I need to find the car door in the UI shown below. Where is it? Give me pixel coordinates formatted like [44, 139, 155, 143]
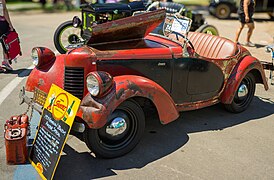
[97, 58, 173, 93]
[171, 57, 224, 104]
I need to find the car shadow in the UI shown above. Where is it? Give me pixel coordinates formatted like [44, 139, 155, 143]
[54, 116, 190, 179]
[180, 96, 274, 134]
[210, 15, 274, 22]
[255, 43, 268, 49]
[54, 96, 273, 179]
[3, 68, 32, 77]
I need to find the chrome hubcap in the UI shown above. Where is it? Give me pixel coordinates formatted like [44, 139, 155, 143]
[106, 117, 127, 137]
[238, 84, 248, 100]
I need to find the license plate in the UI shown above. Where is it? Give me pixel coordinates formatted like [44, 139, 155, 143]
[33, 88, 47, 106]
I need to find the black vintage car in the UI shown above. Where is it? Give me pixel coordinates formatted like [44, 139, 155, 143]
[209, 0, 274, 19]
[54, 1, 219, 54]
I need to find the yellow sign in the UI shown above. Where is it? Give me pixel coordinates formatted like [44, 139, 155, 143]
[30, 84, 81, 180]
[44, 84, 79, 126]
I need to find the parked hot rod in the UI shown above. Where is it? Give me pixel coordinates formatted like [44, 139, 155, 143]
[54, 1, 218, 54]
[20, 10, 272, 159]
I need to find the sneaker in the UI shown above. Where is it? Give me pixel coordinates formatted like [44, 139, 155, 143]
[244, 42, 255, 47]
[2, 61, 13, 71]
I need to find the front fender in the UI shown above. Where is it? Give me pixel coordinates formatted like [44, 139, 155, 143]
[221, 55, 268, 104]
[78, 75, 179, 129]
[25, 55, 65, 93]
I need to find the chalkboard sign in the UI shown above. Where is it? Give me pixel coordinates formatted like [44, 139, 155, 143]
[29, 84, 80, 180]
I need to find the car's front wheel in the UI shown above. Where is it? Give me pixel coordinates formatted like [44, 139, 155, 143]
[84, 100, 145, 158]
[224, 73, 256, 113]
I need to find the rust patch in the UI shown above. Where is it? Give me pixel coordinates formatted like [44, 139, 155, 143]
[79, 94, 105, 125]
[37, 78, 45, 87]
[127, 81, 143, 94]
[116, 88, 125, 100]
[148, 93, 154, 101]
[176, 97, 219, 111]
[87, 9, 165, 44]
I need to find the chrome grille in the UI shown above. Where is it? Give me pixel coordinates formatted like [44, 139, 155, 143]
[64, 67, 84, 99]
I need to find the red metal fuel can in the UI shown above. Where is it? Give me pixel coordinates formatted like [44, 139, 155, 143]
[4, 114, 29, 165]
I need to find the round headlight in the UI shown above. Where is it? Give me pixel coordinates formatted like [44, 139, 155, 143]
[30, 47, 56, 69]
[31, 48, 39, 66]
[87, 74, 100, 96]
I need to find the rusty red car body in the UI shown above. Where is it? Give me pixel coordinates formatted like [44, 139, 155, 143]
[22, 10, 269, 158]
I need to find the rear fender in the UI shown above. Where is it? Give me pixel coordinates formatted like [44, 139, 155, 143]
[221, 55, 268, 104]
[78, 75, 179, 129]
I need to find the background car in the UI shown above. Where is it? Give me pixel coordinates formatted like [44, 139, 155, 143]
[173, 0, 208, 6]
[209, 0, 274, 19]
[54, 1, 219, 54]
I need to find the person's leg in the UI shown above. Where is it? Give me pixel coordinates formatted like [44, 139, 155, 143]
[1, 37, 13, 71]
[2, 53, 13, 71]
[235, 14, 245, 43]
[0, 44, 5, 72]
[0, 20, 12, 71]
[1, 39, 13, 71]
[235, 23, 245, 43]
[246, 22, 255, 43]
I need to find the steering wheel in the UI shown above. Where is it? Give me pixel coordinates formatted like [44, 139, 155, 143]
[170, 31, 195, 51]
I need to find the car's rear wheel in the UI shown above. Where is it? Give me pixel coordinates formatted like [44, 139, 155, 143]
[83, 100, 145, 158]
[224, 73, 255, 113]
[195, 24, 219, 36]
[215, 3, 231, 19]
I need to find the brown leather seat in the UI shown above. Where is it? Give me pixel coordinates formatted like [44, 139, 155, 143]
[169, 32, 238, 59]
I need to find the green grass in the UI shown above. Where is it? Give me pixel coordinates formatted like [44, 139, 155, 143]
[173, 0, 209, 6]
[7, 2, 41, 11]
[7, 1, 79, 12]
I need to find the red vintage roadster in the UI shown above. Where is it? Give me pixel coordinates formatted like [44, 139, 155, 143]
[20, 10, 270, 158]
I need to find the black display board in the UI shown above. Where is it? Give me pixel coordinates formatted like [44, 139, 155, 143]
[29, 109, 70, 180]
